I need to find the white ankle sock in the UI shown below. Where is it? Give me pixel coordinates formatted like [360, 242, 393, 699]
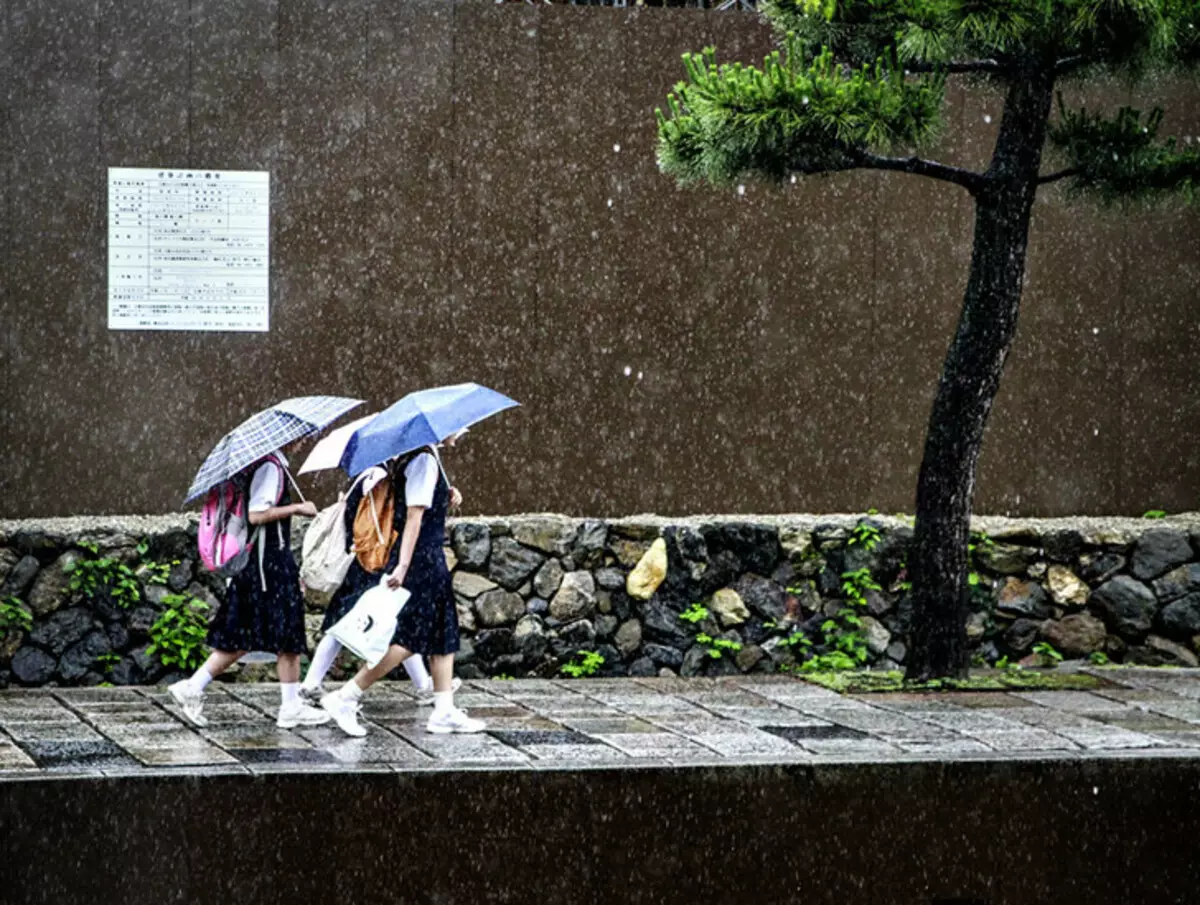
[303, 635, 341, 689]
[432, 691, 454, 715]
[188, 667, 213, 694]
[403, 656, 432, 692]
[343, 681, 364, 701]
[281, 683, 299, 706]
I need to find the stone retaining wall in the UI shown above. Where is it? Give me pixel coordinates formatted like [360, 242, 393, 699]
[1, 513, 1199, 687]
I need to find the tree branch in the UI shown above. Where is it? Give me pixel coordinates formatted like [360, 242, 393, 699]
[857, 153, 987, 193]
[1037, 168, 1079, 185]
[1055, 55, 1093, 74]
[906, 59, 1008, 75]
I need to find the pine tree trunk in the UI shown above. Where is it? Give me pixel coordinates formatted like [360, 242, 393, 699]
[905, 64, 1057, 681]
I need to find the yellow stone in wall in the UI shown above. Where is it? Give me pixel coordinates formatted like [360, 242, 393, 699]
[627, 538, 668, 600]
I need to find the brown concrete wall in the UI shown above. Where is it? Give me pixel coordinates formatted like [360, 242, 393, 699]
[1, 0, 1197, 519]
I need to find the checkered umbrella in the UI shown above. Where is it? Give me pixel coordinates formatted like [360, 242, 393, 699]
[184, 396, 363, 503]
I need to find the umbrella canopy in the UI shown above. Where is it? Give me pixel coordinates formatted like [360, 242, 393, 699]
[185, 395, 363, 503]
[297, 413, 377, 475]
[340, 383, 519, 476]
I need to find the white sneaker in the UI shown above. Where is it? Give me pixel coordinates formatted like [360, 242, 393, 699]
[168, 680, 208, 728]
[426, 706, 486, 734]
[321, 690, 367, 737]
[277, 700, 333, 729]
[415, 677, 462, 706]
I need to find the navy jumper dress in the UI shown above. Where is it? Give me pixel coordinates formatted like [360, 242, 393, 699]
[321, 450, 459, 656]
[207, 466, 308, 655]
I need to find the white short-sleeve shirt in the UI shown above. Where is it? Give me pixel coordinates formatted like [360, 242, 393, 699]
[403, 452, 439, 508]
[247, 453, 288, 512]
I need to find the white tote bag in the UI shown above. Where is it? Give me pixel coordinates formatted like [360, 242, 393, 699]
[327, 579, 410, 669]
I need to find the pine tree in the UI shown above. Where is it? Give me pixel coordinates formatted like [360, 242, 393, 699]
[655, 0, 1200, 679]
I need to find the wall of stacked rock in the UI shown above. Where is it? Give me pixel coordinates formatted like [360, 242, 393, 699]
[1, 513, 1198, 687]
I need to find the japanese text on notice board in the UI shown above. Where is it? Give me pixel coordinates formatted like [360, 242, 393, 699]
[108, 167, 270, 331]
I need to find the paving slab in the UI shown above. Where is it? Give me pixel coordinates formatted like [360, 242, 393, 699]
[1, 675, 1199, 779]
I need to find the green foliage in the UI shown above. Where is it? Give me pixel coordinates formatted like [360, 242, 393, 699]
[695, 632, 744, 659]
[1089, 650, 1111, 665]
[840, 567, 882, 606]
[95, 652, 121, 673]
[849, 520, 882, 551]
[656, 41, 946, 185]
[0, 597, 32, 634]
[1032, 641, 1065, 665]
[679, 602, 710, 624]
[147, 594, 210, 672]
[1049, 102, 1200, 204]
[69, 554, 143, 609]
[560, 650, 605, 678]
[1142, 509, 1168, 519]
[493, 673, 515, 681]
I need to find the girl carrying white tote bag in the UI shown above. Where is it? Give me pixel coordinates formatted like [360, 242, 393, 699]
[327, 579, 410, 669]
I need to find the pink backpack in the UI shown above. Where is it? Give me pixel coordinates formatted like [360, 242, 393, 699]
[198, 455, 285, 579]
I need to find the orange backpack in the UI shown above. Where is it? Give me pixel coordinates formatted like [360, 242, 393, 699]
[352, 477, 397, 573]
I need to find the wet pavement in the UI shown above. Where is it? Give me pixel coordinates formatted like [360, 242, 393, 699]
[4, 669, 1200, 778]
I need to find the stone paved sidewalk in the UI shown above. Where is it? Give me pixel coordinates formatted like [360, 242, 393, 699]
[4, 669, 1200, 778]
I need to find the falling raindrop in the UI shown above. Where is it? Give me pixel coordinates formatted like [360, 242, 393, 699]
[736, 184, 746, 196]
[801, 96, 810, 105]
[1112, 152, 1119, 161]
[591, 230, 599, 240]
[637, 371, 643, 380]
[789, 175, 797, 184]
[613, 143, 621, 153]
[606, 198, 613, 208]
[1092, 327, 1100, 335]
[983, 114, 992, 124]
[1093, 428, 1100, 436]
[1093, 786, 1100, 795]
[623, 366, 632, 377]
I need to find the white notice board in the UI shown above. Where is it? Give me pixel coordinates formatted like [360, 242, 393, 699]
[107, 167, 270, 331]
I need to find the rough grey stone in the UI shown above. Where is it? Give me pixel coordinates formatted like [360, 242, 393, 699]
[533, 559, 564, 600]
[628, 656, 657, 677]
[732, 574, 788, 622]
[559, 619, 596, 647]
[1040, 613, 1107, 658]
[11, 647, 56, 685]
[511, 516, 578, 555]
[595, 614, 618, 641]
[885, 640, 907, 663]
[644, 642, 684, 670]
[1158, 593, 1200, 638]
[128, 605, 158, 635]
[642, 603, 690, 647]
[699, 522, 780, 575]
[474, 628, 516, 662]
[1091, 575, 1157, 638]
[860, 616, 891, 656]
[106, 622, 130, 651]
[1153, 564, 1200, 604]
[167, 558, 193, 593]
[735, 644, 765, 672]
[27, 551, 82, 617]
[475, 589, 526, 627]
[594, 567, 625, 591]
[681, 644, 711, 677]
[60, 631, 113, 682]
[513, 615, 547, 662]
[614, 619, 642, 657]
[1004, 618, 1041, 653]
[571, 520, 608, 569]
[527, 598, 549, 617]
[1130, 528, 1193, 581]
[487, 538, 545, 591]
[977, 543, 1037, 575]
[1078, 552, 1126, 586]
[0, 554, 40, 599]
[549, 571, 596, 622]
[452, 523, 491, 569]
[996, 579, 1053, 619]
[29, 607, 95, 656]
[1145, 634, 1200, 667]
[452, 571, 497, 599]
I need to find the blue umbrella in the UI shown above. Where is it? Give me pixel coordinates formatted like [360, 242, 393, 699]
[340, 383, 519, 476]
[185, 395, 363, 503]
